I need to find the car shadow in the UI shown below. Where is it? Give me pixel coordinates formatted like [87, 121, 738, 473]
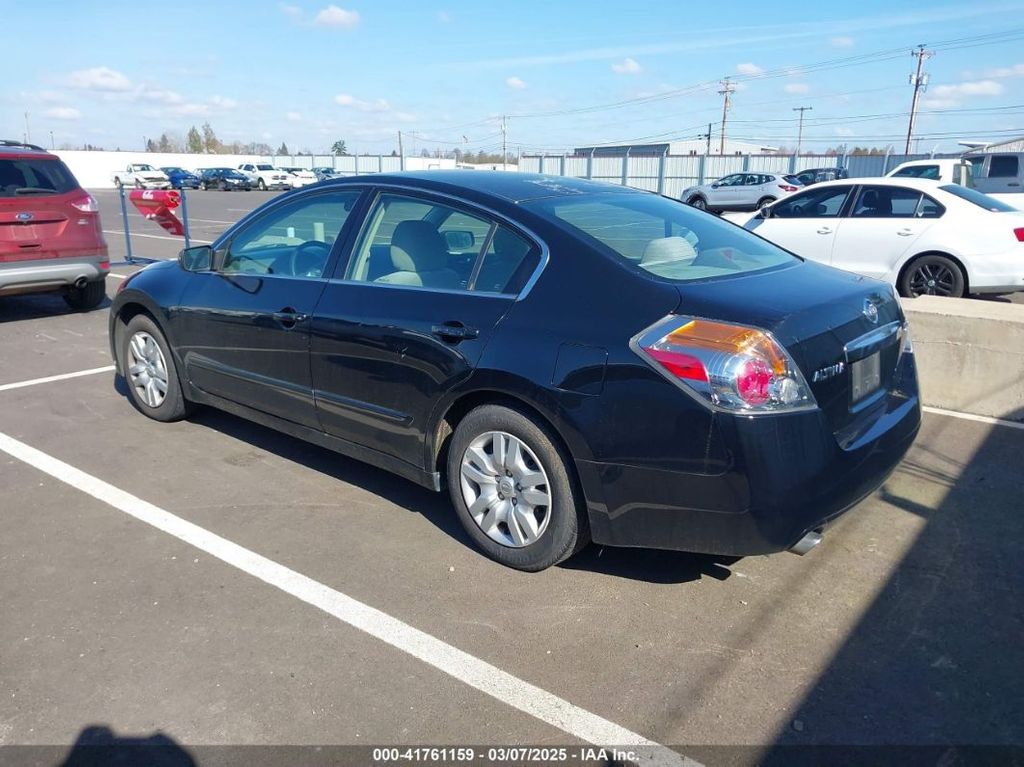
[145, 393, 740, 585]
[0, 291, 111, 323]
[59, 725, 196, 766]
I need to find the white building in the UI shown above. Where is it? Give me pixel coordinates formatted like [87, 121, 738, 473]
[573, 139, 779, 157]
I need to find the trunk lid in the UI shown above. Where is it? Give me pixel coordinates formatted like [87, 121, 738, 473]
[674, 260, 904, 440]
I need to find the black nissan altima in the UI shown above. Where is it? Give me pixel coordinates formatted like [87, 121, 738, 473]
[109, 172, 920, 571]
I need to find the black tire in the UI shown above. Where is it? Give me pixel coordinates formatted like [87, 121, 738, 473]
[63, 280, 106, 311]
[899, 254, 966, 298]
[219, 181, 227, 191]
[134, 179, 143, 189]
[201, 181, 208, 191]
[113, 177, 122, 189]
[257, 179, 266, 191]
[756, 196, 776, 210]
[446, 404, 588, 571]
[688, 195, 707, 210]
[120, 314, 191, 422]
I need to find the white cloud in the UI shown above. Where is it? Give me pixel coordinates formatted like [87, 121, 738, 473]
[173, 103, 210, 116]
[506, 76, 527, 90]
[611, 57, 642, 74]
[830, 36, 855, 48]
[736, 62, 764, 76]
[314, 4, 359, 27]
[279, 2, 302, 17]
[436, 10, 451, 23]
[45, 106, 81, 121]
[286, 111, 302, 121]
[923, 79, 1004, 107]
[334, 93, 391, 112]
[984, 63, 1024, 78]
[208, 95, 238, 109]
[67, 66, 132, 92]
[261, 132, 273, 139]
[784, 82, 810, 94]
[142, 88, 183, 104]
[334, 93, 355, 106]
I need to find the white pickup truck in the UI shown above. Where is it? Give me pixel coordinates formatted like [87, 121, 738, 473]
[237, 163, 292, 191]
[110, 163, 171, 189]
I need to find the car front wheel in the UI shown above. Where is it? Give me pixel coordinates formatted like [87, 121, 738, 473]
[688, 196, 707, 210]
[257, 179, 266, 190]
[120, 314, 191, 422]
[447, 404, 588, 571]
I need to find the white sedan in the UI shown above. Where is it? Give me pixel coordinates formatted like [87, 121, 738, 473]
[744, 177, 1024, 297]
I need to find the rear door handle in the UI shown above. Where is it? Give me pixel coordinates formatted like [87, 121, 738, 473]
[432, 322, 479, 342]
[816, 227, 833, 234]
[1008, 182, 1021, 187]
[272, 308, 308, 328]
[896, 228, 914, 236]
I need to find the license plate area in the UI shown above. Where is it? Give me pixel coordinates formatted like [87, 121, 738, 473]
[850, 352, 881, 403]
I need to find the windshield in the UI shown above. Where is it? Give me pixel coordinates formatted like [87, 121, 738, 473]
[0, 157, 79, 197]
[226, 171, 246, 179]
[133, 164, 155, 171]
[162, 167, 183, 174]
[939, 184, 1019, 212]
[526, 193, 796, 282]
[257, 164, 274, 170]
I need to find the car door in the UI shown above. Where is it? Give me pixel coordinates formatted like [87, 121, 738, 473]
[173, 188, 365, 428]
[310, 189, 541, 468]
[829, 184, 943, 280]
[705, 174, 740, 208]
[981, 154, 1022, 194]
[747, 184, 854, 264]
[735, 174, 763, 208]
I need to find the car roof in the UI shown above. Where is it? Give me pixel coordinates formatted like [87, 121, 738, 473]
[806, 176, 946, 191]
[0, 144, 56, 161]
[890, 159, 963, 167]
[321, 171, 643, 203]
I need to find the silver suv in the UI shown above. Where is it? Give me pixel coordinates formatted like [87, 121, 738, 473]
[681, 172, 802, 213]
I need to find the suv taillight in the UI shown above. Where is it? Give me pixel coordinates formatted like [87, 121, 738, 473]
[70, 194, 99, 213]
[633, 316, 816, 413]
[778, 184, 799, 192]
[1014, 228, 1024, 242]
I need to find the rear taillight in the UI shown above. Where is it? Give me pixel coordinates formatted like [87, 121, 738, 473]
[778, 184, 799, 192]
[1014, 228, 1024, 242]
[633, 316, 816, 413]
[70, 194, 98, 213]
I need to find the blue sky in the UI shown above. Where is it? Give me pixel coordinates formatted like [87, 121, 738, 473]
[4, 0, 1024, 155]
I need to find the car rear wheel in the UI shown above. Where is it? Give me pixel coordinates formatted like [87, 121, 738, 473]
[447, 404, 588, 571]
[121, 315, 191, 422]
[201, 181, 208, 191]
[756, 196, 776, 210]
[64, 280, 106, 311]
[688, 196, 707, 210]
[899, 254, 966, 298]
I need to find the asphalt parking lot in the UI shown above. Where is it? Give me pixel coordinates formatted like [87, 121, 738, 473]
[1, 189, 1022, 764]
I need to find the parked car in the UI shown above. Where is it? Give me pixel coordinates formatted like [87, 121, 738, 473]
[160, 167, 201, 190]
[111, 163, 171, 190]
[198, 168, 252, 191]
[681, 172, 802, 212]
[109, 171, 920, 570]
[281, 167, 318, 187]
[965, 152, 1024, 203]
[237, 163, 292, 191]
[886, 159, 974, 186]
[746, 177, 1024, 297]
[312, 166, 340, 181]
[1, 140, 109, 310]
[792, 167, 849, 186]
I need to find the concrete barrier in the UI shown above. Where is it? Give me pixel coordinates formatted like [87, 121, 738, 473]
[902, 296, 1024, 420]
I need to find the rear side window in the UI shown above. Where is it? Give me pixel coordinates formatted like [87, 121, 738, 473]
[527, 193, 795, 282]
[0, 157, 79, 198]
[852, 186, 926, 218]
[939, 184, 1018, 211]
[989, 155, 1020, 178]
[771, 186, 852, 218]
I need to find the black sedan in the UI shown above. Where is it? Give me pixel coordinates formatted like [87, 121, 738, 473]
[108, 172, 920, 571]
[198, 168, 251, 191]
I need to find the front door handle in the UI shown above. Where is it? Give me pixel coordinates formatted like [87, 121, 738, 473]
[272, 308, 308, 328]
[896, 228, 914, 236]
[816, 227, 833, 234]
[432, 322, 479, 342]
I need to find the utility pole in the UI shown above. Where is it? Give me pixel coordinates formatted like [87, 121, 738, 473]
[706, 122, 712, 155]
[905, 45, 933, 154]
[397, 130, 404, 170]
[718, 78, 735, 155]
[49, 130, 54, 149]
[501, 115, 508, 171]
[24, 112, 30, 144]
[793, 106, 812, 156]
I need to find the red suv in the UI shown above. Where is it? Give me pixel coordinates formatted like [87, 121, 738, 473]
[0, 141, 109, 310]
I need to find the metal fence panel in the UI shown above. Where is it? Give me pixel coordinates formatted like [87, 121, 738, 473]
[381, 156, 402, 173]
[564, 156, 588, 177]
[591, 156, 623, 181]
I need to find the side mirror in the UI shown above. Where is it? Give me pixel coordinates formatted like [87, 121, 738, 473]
[711, 183, 720, 189]
[179, 245, 213, 272]
[444, 230, 475, 250]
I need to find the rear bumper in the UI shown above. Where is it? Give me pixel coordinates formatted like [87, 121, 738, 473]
[581, 362, 921, 556]
[0, 257, 109, 295]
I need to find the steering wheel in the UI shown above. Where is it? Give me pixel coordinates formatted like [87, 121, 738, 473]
[288, 241, 331, 278]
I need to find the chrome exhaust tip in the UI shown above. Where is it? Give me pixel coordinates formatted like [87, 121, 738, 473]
[789, 530, 822, 556]
[73, 277, 88, 289]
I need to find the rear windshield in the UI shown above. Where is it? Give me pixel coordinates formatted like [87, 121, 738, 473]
[525, 193, 796, 282]
[0, 157, 79, 198]
[939, 184, 1018, 212]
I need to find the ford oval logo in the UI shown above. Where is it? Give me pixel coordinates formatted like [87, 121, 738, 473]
[16, 212, 33, 222]
[863, 299, 879, 324]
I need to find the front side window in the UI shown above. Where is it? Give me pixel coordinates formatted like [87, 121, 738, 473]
[770, 186, 852, 218]
[892, 165, 939, 180]
[526, 193, 795, 283]
[223, 191, 362, 278]
[715, 174, 742, 187]
[989, 155, 1020, 178]
[852, 186, 925, 218]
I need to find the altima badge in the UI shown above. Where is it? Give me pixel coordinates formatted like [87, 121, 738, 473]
[863, 299, 879, 324]
[812, 361, 846, 383]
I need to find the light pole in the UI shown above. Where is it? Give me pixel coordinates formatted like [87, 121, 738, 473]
[793, 106, 812, 157]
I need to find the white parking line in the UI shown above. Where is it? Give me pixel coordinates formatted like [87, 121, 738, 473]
[0, 366, 115, 393]
[0, 430, 693, 767]
[923, 406, 1024, 431]
[107, 273, 128, 280]
[102, 230, 212, 244]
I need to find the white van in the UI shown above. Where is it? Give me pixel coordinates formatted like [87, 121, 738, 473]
[886, 159, 974, 186]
